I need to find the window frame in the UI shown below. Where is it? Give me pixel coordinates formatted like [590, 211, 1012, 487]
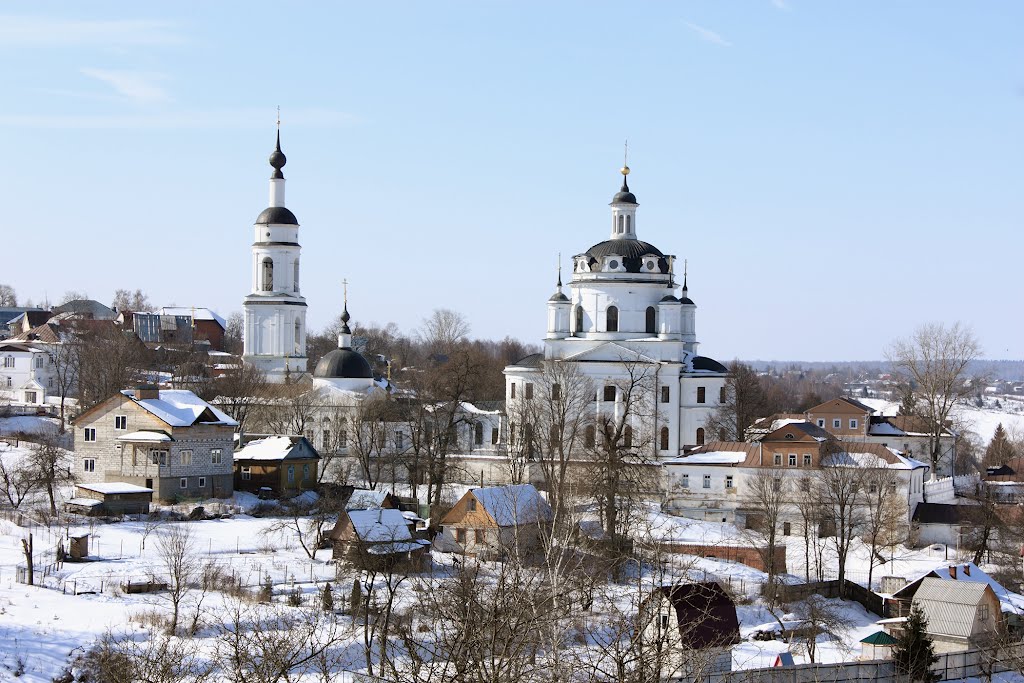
[198, 476, 206, 488]
[773, 453, 782, 466]
[114, 415, 127, 430]
[210, 448, 223, 465]
[241, 466, 252, 480]
[84, 428, 97, 442]
[789, 453, 797, 467]
[83, 458, 96, 473]
[697, 386, 706, 404]
[702, 474, 711, 489]
[180, 449, 193, 466]
[661, 386, 670, 403]
[179, 477, 188, 489]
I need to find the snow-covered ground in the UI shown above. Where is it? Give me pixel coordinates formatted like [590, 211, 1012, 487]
[861, 397, 1024, 443]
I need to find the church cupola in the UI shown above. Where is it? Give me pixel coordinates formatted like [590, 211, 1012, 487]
[679, 261, 698, 353]
[547, 258, 571, 339]
[609, 163, 638, 240]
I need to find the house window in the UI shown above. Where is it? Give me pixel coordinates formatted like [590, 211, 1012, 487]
[151, 450, 168, 466]
[696, 428, 705, 446]
[832, 419, 841, 429]
[773, 453, 782, 466]
[661, 386, 670, 403]
[48, 378, 54, 388]
[606, 306, 618, 332]
[287, 465, 295, 484]
[525, 382, 534, 399]
[623, 425, 633, 448]
[817, 419, 825, 428]
[697, 387, 706, 404]
[645, 307, 656, 334]
[869, 483, 877, 494]
[789, 454, 797, 466]
[660, 427, 669, 451]
[114, 415, 127, 430]
[241, 466, 251, 480]
[681, 474, 689, 488]
[585, 426, 596, 448]
[850, 419, 858, 429]
[660, 614, 670, 631]
[302, 464, 310, 481]
[322, 429, 331, 449]
[475, 423, 484, 445]
[475, 529, 484, 544]
[179, 478, 188, 489]
[198, 477, 206, 488]
[703, 475, 711, 489]
[468, 497, 477, 512]
[551, 382, 561, 400]
[339, 431, 348, 448]
[83, 458, 95, 472]
[211, 448, 222, 465]
[979, 604, 989, 621]
[725, 475, 734, 489]
[180, 450, 193, 466]
[491, 427, 499, 445]
[2, 356, 13, 368]
[84, 428, 97, 442]
[456, 528, 467, 544]
[783, 522, 792, 536]
[34, 355, 43, 369]
[510, 383, 516, 399]
[803, 454, 812, 466]
[395, 431, 404, 450]
[603, 385, 616, 402]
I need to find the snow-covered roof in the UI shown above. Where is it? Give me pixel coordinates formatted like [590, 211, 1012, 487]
[348, 508, 413, 543]
[116, 430, 172, 443]
[347, 489, 390, 510]
[78, 482, 153, 495]
[158, 307, 227, 328]
[459, 401, 501, 415]
[65, 497, 103, 507]
[471, 484, 553, 526]
[120, 389, 238, 427]
[897, 562, 1024, 614]
[914, 577, 993, 638]
[666, 451, 749, 465]
[821, 445, 928, 470]
[234, 435, 314, 461]
[366, 540, 428, 555]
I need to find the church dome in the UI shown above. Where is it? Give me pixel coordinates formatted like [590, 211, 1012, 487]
[313, 348, 373, 379]
[584, 239, 668, 274]
[255, 206, 299, 225]
[611, 189, 637, 204]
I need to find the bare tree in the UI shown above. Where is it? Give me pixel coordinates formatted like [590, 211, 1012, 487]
[59, 290, 90, 304]
[418, 308, 470, 355]
[76, 324, 148, 410]
[886, 322, 983, 477]
[860, 466, 905, 589]
[0, 451, 37, 509]
[264, 488, 345, 560]
[792, 594, 851, 663]
[156, 524, 200, 635]
[45, 330, 80, 431]
[27, 428, 74, 515]
[111, 288, 154, 312]
[741, 469, 787, 590]
[222, 311, 244, 355]
[73, 629, 215, 683]
[703, 361, 774, 441]
[208, 363, 268, 434]
[348, 394, 397, 490]
[0, 284, 16, 307]
[793, 473, 825, 582]
[815, 451, 866, 596]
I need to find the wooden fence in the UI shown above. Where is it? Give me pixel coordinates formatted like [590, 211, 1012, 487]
[765, 579, 884, 617]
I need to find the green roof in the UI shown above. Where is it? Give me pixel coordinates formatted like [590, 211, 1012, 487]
[860, 631, 898, 646]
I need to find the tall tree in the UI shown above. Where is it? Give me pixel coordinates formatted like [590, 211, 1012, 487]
[76, 324, 148, 409]
[886, 322, 982, 477]
[703, 361, 772, 440]
[28, 429, 75, 515]
[892, 603, 939, 683]
[418, 308, 470, 356]
[111, 288, 153, 312]
[222, 311, 244, 355]
[741, 469, 787, 589]
[815, 444, 866, 596]
[0, 284, 16, 306]
[984, 423, 1017, 467]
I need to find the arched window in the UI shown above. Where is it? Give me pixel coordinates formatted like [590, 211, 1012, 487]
[293, 260, 300, 293]
[660, 426, 669, 451]
[574, 305, 584, 334]
[585, 425, 596, 449]
[606, 305, 618, 332]
[626, 214, 631, 232]
[646, 306, 656, 334]
[294, 319, 301, 354]
[474, 422, 484, 446]
[623, 424, 633, 448]
[696, 427, 705, 446]
[618, 215, 624, 233]
[261, 257, 274, 291]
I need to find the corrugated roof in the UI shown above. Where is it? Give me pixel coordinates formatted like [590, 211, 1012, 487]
[914, 577, 991, 639]
[472, 484, 553, 526]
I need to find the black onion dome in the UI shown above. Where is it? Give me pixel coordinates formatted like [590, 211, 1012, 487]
[660, 295, 679, 303]
[679, 297, 695, 305]
[549, 292, 569, 302]
[611, 178, 637, 204]
[692, 356, 729, 373]
[255, 206, 299, 225]
[269, 130, 287, 179]
[314, 348, 373, 379]
[584, 239, 668, 274]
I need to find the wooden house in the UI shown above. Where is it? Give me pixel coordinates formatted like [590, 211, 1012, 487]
[897, 577, 1004, 652]
[436, 484, 553, 559]
[641, 581, 740, 678]
[326, 508, 429, 570]
[233, 435, 319, 497]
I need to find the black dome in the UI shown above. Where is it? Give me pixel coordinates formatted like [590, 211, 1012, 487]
[255, 206, 299, 225]
[549, 292, 569, 302]
[583, 239, 668, 274]
[660, 295, 679, 303]
[692, 356, 729, 373]
[611, 190, 637, 204]
[679, 296, 695, 305]
[314, 348, 373, 379]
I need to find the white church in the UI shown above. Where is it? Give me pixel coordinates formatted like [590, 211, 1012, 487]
[504, 165, 729, 458]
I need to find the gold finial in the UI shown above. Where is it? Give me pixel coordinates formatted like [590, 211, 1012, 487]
[621, 139, 630, 175]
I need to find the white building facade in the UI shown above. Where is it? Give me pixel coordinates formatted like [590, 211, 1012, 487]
[504, 166, 729, 459]
[243, 130, 308, 382]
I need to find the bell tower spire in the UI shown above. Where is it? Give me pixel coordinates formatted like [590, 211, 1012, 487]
[609, 142, 638, 240]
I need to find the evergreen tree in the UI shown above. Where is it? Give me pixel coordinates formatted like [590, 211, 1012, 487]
[984, 423, 1017, 467]
[893, 603, 939, 683]
[259, 574, 273, 603]
[321, 582, 335, 612]
[350, 578, 363, 617]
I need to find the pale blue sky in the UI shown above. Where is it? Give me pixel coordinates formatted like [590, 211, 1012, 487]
[2, 3, 1021, 361]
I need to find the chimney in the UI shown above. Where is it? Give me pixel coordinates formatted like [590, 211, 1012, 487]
[949, 565, 957, 579]
[133, 384, 160, 400]
[963, 564, 971, 576]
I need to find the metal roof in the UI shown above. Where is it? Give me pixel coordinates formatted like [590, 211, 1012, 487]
[913, 577, 992, 639]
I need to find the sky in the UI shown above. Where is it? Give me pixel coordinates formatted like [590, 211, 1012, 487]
[1, 2, 1022, 362]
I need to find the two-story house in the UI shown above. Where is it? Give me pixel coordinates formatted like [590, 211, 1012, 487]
[73, 386, 237, 502]
[0, 339, 60, 405]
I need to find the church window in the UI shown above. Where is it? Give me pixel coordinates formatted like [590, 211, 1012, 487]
[585, 425, 596, 448]
[551, 383, 561, 400]
[661, 386, 670, 403]
[623, 424, 633, 448]
[261, 257, 274, 291]
[525, 382, 534, 399]
[697, 386, 706, 403]
[574, 306, 584, 334]
[491, 427, 499, 444]
[475, 422, 484, 445]
[696, 428, 705, 446]
[609, 260, 619, 270]
[626, 214, 631, 232]
[603, 385, 616, 402]
[293, 260, 300, 293]
[720, 386, 727, 403]
[660, 426, 669, 451]
[294, 320, 301, 354]
[3, 356, 13, 368]
[606, 306, 618, 332]
[646, 307, 656, 334]
[618, 215, 624, 232]
[510, 383, 516, 399]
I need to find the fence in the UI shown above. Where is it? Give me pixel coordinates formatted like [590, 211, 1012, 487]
[924, 473, 980, 503]
[766, 580, 884, 617]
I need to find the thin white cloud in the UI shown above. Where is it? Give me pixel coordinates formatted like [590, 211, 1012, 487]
[0, 16, 182, 47]
[80, 68, 171, 104]
[771, 0, 791, 10]
[0, 108, 359, 130]
[683, 21, 732, 47]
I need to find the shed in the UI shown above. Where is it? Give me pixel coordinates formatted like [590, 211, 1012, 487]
[68, 482, 152, 515]
[859, 630, 897, 660]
